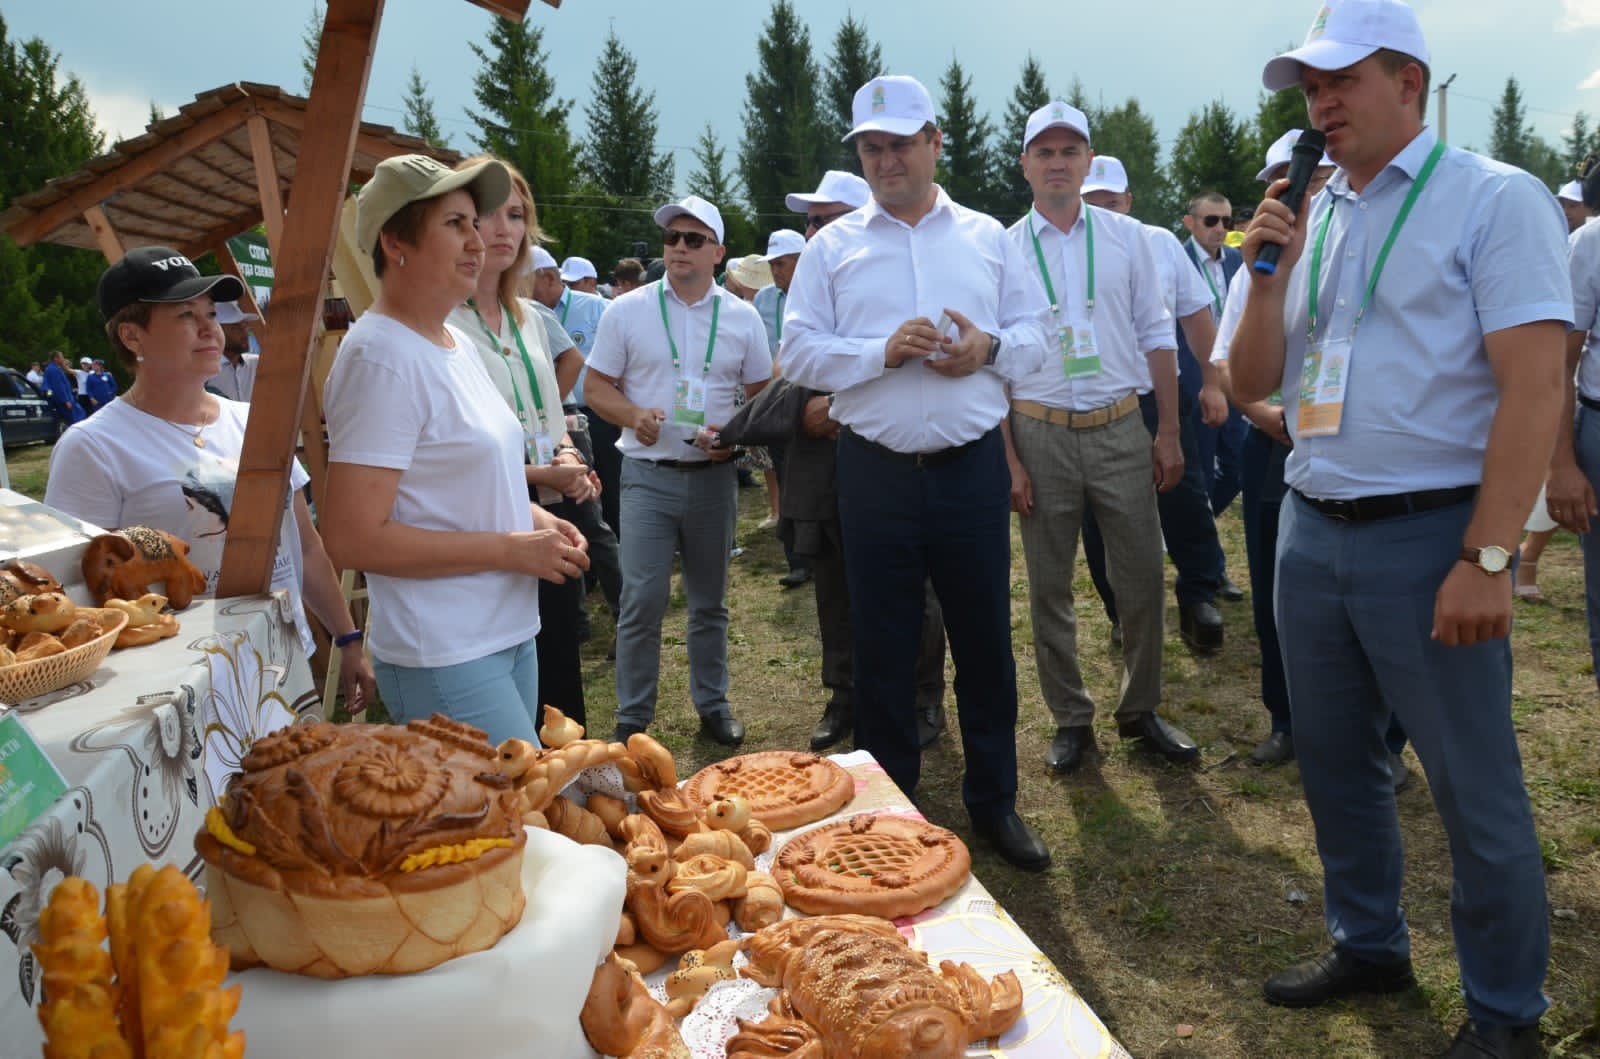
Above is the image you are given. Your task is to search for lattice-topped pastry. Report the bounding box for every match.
[774,814,971,920]
[682,751,853,830]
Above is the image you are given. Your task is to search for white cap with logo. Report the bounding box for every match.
[1559,180,1585,204]
[1082,156,1129,195]
[785,170,871,212]
[559,256,597,282]
[215,301,260,325]
[653,195,725,244]
[764,230,806,260]
[1023,101,1092,150]
[843,75,935,142]
[1263,0,1429,91]
[1257,129,1338,182]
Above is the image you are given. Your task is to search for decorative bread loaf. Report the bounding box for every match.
[82,527,206,609]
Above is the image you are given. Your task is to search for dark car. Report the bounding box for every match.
[0,368,64,449]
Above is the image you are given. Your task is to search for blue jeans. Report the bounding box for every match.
[836,428,1018,821]
[373,637,541,746]
[614,458,739,728]
[1277,494,1548,1026]
[1575,404,1600,688]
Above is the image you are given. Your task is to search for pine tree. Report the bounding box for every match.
[1563,111,1594,178]
[401,64,446,146]
[1093,99,1173,225]
[0,15,106,366]
[1254,87,1310,163]
[821,14,884,169]
[995,55,1051,223]
[935,56,996,215]
[1169,100,1257,223]
[467,19,588,256]
[299,3,322,93]
[1489,77,1535,172]
[739,0,829,239]
[581,32,673,270]
[688,125,753,252]
[147,101,165,128]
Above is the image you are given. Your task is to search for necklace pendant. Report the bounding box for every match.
[194,436,205,449]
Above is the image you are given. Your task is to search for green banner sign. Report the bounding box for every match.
[0,711,68,851]
[226,231,275,312]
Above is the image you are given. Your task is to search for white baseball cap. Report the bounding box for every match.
[1263,0,1430,91]
[1256,129,1338,182]
[1082,156,1129,195]
[653,195,725,244]
[785,170,871,212]
[764,229,805,260]
[79,356,92,365]
[844,75,935,142]
[559,255,597,282]
[1559,180,1585,203]
[214,300,259,325]
[527,246,558,272]
[1023,101,1091,150]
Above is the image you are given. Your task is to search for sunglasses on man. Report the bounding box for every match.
[1197,214,1233,230]
[662,229,715,249]
[805,210,853,231]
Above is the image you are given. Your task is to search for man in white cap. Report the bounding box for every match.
[1238,4,1568,1053]
[751,227,814,586]
[783,74,1053,871]
[584,195,772,747]
[205,300,260,402]
[1557,180,1591,234]
[559,255,600,295]
[74,355,97,412]
[785,169,871,236]
[1001,105,1196,777]
[1075,155,1232,656]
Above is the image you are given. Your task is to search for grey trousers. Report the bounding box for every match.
[1011,407,1165,727]
[614,457,738,726]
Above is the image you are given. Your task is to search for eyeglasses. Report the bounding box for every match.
[805,210,852,231]
[1199,214,1233,230]
[662,230,714,249]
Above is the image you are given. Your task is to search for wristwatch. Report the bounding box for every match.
[985,333,1001,366]
[1459,544,1511,575]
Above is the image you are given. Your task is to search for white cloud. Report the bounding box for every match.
[81,81,170,147]
[1582,67,1600,90]
[1561,0,1600,29]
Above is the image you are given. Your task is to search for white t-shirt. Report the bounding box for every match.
[323,312,540,669]
[43,398,314,655]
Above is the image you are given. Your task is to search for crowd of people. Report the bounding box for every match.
[32,0,1596,1054]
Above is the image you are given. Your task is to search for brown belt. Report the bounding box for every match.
[1011,392,1140,430]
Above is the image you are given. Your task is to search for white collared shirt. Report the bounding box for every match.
[1005,203,1172,410]
[1189,238,1229,316]
[1274,127,1572,498]
[208,353,259,402]
[585,278,771,461]
[780,186,1051,453]
[1570,218,1600,402]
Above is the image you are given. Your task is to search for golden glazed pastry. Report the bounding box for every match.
[580,952,689,1059]
[3,591,77,634]
[683,751,854,831]
[196,716,527,978]
[774,814,971,921]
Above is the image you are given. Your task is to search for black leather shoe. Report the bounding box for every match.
[699,713,746,747]
[1109,623,1123,651]
[1118,713,1200,764]
[1249,731,1295,766]
[613,723,645,744]
[1263,948,1416,1008]
[970,812,1051,872]
[1179,600,1224,652]
[917,703,945,747]
[809,701,853,751]
[1438,1019,1544,1058]
[1219,575,1246,603]
[1046,726,1095,774]
[778,567,814,589]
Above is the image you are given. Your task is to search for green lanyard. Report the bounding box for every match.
[468,299,548,426]
[658,282,721,376]
[1027,206,1095,317]
[775,289,784,341]
[1197,251,1222,316]
[1308,140,1446,342]
[558,290,571,326]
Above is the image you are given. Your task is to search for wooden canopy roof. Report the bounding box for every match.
[0,82,460,261]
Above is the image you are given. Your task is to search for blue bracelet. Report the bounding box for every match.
[334,630,363,648]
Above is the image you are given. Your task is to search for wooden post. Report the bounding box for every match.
[83,206,125,263]
[246,112,286,258]
[217,0,384,598]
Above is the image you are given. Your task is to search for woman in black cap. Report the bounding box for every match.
[44,247,376,712]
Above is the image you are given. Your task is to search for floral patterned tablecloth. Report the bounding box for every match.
[0,593,315,1051]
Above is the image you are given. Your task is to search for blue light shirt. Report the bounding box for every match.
[1275,127,1572,499]
[1568,218,1600,402]
[557,287,608,406]
[752,283,786,360]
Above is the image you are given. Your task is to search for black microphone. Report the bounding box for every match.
[1253,128,1328,276]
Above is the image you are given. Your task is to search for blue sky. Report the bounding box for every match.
[11,0,1600,216]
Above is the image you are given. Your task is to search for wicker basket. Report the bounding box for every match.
[0,608,129,703]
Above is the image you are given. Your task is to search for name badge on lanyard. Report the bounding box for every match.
[1029,209,1101,380]
[661,283,720,428]
[1297,141,1445,440]
[470,299,556,462]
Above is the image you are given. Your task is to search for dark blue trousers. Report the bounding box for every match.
[1084,391,1225,618]
[1239,426,1291,733]
[1198,405,1249,515]
[836,428,1018,821]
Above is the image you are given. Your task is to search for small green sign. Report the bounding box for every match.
[0,711,68,851]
